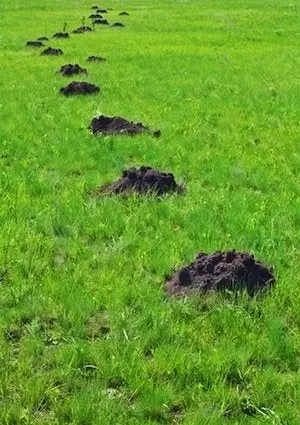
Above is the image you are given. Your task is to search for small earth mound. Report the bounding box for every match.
[37,36,49,41]
[73,26,93,33]
[119,12,129,16]
[89,14,101,19]
[111,22,124,27]
[52,32,69,39]
[60,81,99,96]
[26,40,44,47]
[41,47,63,56]
[99,166,182,196]
[58,64,88,76]
[165,251,275,297]
[91,5,99,9]
[97,9,107,13]
[94,18,109,25]
[89,115,160,137]
[87,55,106,62]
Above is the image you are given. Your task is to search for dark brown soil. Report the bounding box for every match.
[41,47,63,56]
[52,32,69,39]
[87,55,107,62]
[91,5,99,9]
[89,14,101,19]
[89,115,160,137]
[93,18,109,25]
[97,9,107,13]
[111,22,124,27]
[73,26,93,33]
[37,36,49,41]
[119,12,129,16]
[99,166,182,196]
[58,64,88,76]
[26,40,45,47]
[166,251,275,297]
[60,81,99,96]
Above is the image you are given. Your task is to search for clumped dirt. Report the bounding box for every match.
[60,81,99,96]
[89,115,160,137]
[37,36,49,41]
[94,18,109,25]
[166,251,275,297]
[26,40,45,47]
[89,14,101,19]
[119,12,129,16]
[52,32,69,39]
[87,55,106,62]
[91,5,99,9]
[99,166,182,196]
[41,47,63,56]
[58,64,88,76]
[73,26,93,33]
[97,9,107,13]
[111,22,124,27]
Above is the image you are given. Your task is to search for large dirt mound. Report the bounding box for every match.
[89,115,160,137]
[166,251,275,297]
[58,64,87,76]
[41,47,63,56]
[99,166,182,196]
[60,81,99,96]
[52,32,69,39]
[87,55,106,62]
[26,40,44,47]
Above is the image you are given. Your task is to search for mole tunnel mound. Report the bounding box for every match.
[60,81,99,95]
[166,251,275,297]
[89,115,160,137]
[58,64,88,76]
[99,166,183,196]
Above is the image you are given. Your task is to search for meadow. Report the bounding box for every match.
[1,0,300,423]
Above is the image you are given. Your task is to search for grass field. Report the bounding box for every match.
[1,0,300,423]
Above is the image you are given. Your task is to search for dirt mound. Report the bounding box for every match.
[166,251,275,297]
[111,22,124,27]
[37,36,49,41]
[60,81,99,96]
[58,64,88,76]
[119,12,129,16]
[41,47,63,56]
[73,26,93,33]
[91,5,99,9]
[94,18,109,25]
[89,115,160,137]
[99,166,182,196]
[52,32,69,39]
[89,14,101,19]
[97,9,107,13]
[26,40,44,47]
[87,55,106,62]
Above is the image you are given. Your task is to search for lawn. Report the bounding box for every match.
[1,0,300,423]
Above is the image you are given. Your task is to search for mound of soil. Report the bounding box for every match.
[60,81,99,96]
[94,18,109,25]
[97,9,107,13]
[91,5,99,9]
[26,40,44,47]
[52,32,69,39]
[119,12,129,16]
[37,36,49,41]
[99,166,182,196]
[89,115,160,137]
[89,14,101,19]
[166,251,275,297]
[111,22,124,27]
[73,26,93,33]
[58,64,88,76]
[41,47,63,56]
[87,55,106,62]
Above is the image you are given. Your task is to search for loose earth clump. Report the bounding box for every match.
[111,22,124,27]
[99,166,182,196]
[60,81,99,96]
[73,26,93,33]
[89,14,101,19]
[119,12,129,16]
[26,40,45,47]
[89,115,160,137]
[91,5,99,9]
[87,55,106,62]
[52,32,69,39]
[41,47,63,56]
[166,251,275,297]
[97,9,107,13]
[58,64,88,76]
[37,36,49,41]
[94,18,109,25]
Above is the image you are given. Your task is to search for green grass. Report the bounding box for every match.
[1,0,300,423]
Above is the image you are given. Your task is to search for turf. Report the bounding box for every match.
[1,0,300,423]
